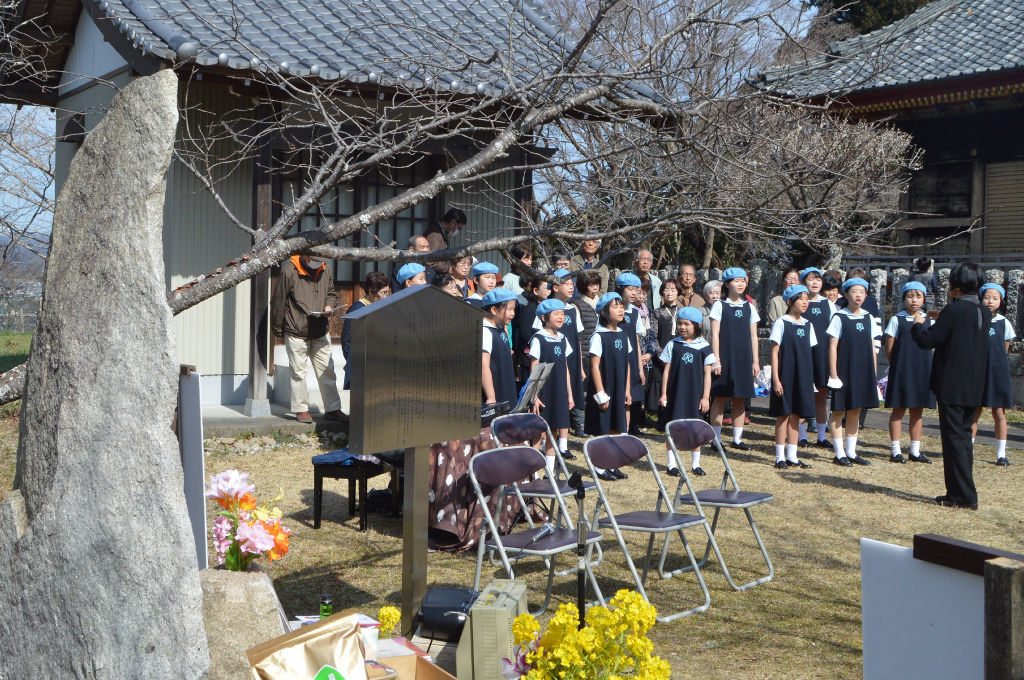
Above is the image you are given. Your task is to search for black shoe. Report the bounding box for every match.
[775,460,788,470]
[666,467,681,477]
[611,469,629,480]
[574,425,587,438]
[628,427,644,437]
[798,439,809,447]
[692,466,706,476]
[908,454,932,464]
[730,441,751,451]
[996,457,1010,466]
[833,456,853,467]
[849,456,871,466]
[596,470,617,481]
[561,449,576,460]
[936,496,978,510]
[890,453,906,464]
[815,440,833,450]
[791,460,812,469]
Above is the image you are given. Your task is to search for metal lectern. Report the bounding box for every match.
[344,284,486,630]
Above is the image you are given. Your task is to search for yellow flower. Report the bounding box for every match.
[377,606,400,639]
[512,613,540,646]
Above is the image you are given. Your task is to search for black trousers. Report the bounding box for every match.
[936,401,978,505]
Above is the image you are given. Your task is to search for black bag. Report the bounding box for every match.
[413,587,479,642]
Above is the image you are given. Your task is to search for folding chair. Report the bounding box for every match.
[584,434,711,621]
[469,445,604,615]
[664,418,774,591]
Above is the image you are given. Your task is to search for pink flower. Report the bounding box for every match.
[205,470,256,504]
[236,520,275,555]
[212,515,234,564]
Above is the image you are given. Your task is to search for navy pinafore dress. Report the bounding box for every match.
[802,299,832,388]
[585,330,629,435]
[485,325,518,407]
[884,315,936,409]
[768,320,816,418]
[560,308,585,409]
[534,332,571,429]
[830,313,879,411]
[622,305,645,402]
[711,301,755,399]
[983,317,1013,408]
[665,339,713,421]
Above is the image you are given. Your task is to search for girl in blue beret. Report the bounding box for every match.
[800,267,837,449]
[659,307,716,476]
[769,285,815,470]
[883,281,936,464]
[615,272,648,436]
[585,292,633,481]
[481,290,518,408]
[972,283,1016,466]
[529,298,574,473]
[709,267,760,450]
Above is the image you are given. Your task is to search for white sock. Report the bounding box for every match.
[594,466,606,474]
[845,436,858,459]
[666,451,677,470]
[692,450,701,469]
[733,426,744,444]
[834,438,846,458]
[816,423,828,441]
[910,440,921,458]
[713,425,722,441]
[972,438,975,445]
[786,444,799,464]
[545,456,556,476]
[558,437,568,453]
[775,444,785,463]
[891,441,902,457]
[798,423,807,440]
[997,440,1007,459]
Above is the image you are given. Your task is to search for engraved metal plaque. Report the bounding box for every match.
[345,284,485,454]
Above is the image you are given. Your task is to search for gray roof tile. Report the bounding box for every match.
[756,0,1024,98]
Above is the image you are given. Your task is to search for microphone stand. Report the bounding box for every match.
[567,471,587,630]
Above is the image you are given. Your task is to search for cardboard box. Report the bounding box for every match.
[384,655,457,680]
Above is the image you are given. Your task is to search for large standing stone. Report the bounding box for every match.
[868,268,887,317]
[936,269,951,309]
[890,268,909,316]
[1006,269,1023,332]
[0,70,209,678]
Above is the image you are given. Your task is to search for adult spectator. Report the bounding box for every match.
[504,245,532,297]
[570,231,610,293]
[910,256,939,311]
[341,271,390,389]
[271,254,346,424]
[390,235,435,292]
[700,280,722,342]
[911,262,990,510]
[423,208,467,275]
[768,268,801,324]
[635,249,662,309]
[677,265,705,309]
[573,269,602,379]
[550,247,573,273]
[449,255,472,298]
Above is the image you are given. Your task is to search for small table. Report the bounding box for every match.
[312,450,399,532]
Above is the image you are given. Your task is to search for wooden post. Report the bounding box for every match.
[985,556,1024,680]
[401,444,428,634]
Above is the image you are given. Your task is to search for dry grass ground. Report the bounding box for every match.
[1,409,1021,679]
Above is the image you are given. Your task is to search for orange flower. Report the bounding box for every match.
[238,493,258,511]
[263,520,291,561]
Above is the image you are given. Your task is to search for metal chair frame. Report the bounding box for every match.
[469,444,605,616]
[584,434,712,622]
[662,418,774,591]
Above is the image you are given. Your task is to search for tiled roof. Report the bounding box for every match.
[86,0,571,97]
[754,0,1024,99]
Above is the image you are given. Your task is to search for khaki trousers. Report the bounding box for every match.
[285,334,342,413]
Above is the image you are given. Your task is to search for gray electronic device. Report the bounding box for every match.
[455,579,529,680]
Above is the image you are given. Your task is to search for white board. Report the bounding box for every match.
[179,370,208,569]
[861,537,983,680]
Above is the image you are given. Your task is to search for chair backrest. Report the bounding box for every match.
[666,419,716,451]
[490,413,549,446]
[585,434,648,470]
[471,446,546,487]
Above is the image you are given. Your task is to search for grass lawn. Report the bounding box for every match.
[0,331,31,374]
[1,409,1021,678]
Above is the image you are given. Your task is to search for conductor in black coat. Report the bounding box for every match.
[911,262,990,509]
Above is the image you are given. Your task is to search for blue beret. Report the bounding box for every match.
[900,281,927,297]
[841,277,869,293]
[722,267,747,282]
[783,284,809,302]
[536,299,567,317]
[552,268,573,280]
[471,262,499,277]
[616,272,642,288]
[675,307,703,324]
[481,289,517,308]
[799,267,823,281]
[980,283,1006,299]
[396,263,425,284]
[596,292,622,314]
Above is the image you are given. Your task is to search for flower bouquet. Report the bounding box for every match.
[206,469,291,571]
[503,589,671,680]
